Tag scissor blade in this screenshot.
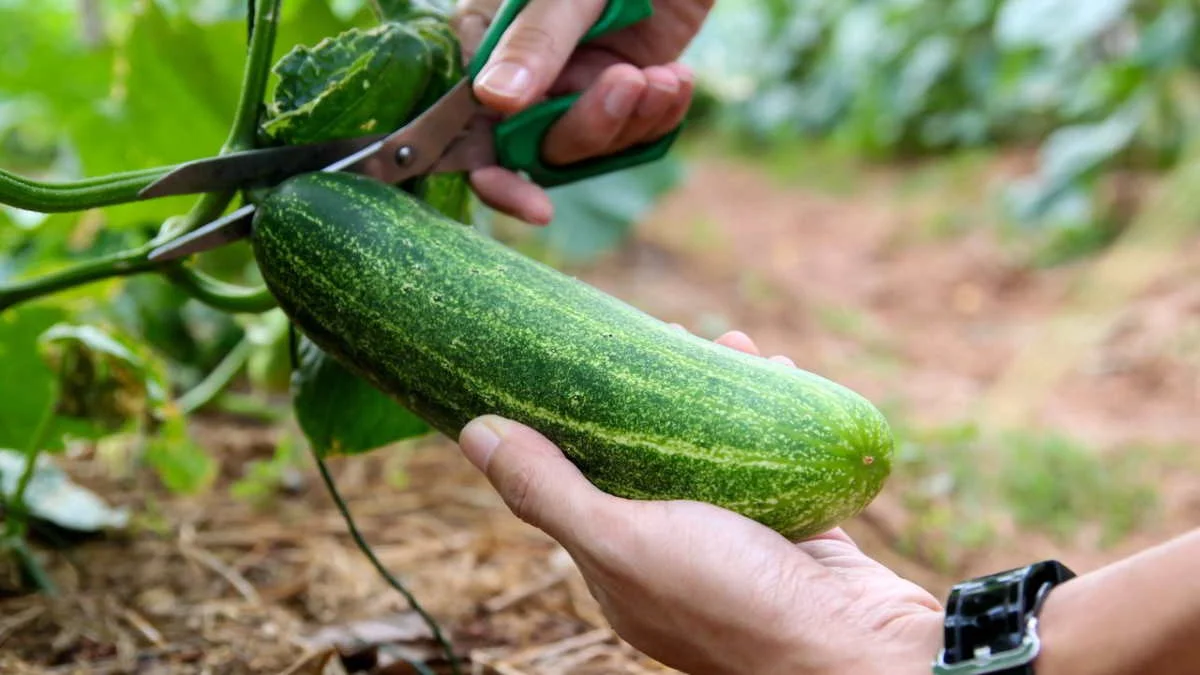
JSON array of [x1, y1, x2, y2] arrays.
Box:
[[147, 204, 256, 262], [144, 79, 492, 261], [137, 135, 386, 199]]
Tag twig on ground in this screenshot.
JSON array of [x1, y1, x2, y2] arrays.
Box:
[[119, 606, 166, 648], [178, 536, 262, 604], [482, 570, 568, 614], [0, 605, 45, 647]]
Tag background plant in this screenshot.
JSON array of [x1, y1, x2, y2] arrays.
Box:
[[683, 0, 1199, 247]]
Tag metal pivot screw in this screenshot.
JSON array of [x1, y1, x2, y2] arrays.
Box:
[[395, 145, 416, 167]]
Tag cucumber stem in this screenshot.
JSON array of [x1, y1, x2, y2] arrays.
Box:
[[0, 248, 274, 315], [150, 0, 281, 246], [226, 0, 280, 155], [164, 265, 277, 314], [0, 245, 159, 313], [0, 166, 169, 213], [177, 336, 256, 414]]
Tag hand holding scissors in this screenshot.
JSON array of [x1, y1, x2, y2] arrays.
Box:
[[139, 0, 689, 262]]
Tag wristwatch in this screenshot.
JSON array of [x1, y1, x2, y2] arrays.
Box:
[[932, 559, 1076, 674]]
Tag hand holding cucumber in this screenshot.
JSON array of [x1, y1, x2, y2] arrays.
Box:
[[451, 0, 713, 224], [457, 329, 945, 675]]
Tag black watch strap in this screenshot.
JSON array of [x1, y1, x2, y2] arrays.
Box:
[[933, 559, 1075, 674]]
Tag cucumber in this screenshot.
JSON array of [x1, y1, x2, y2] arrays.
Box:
[[250, 171, 894, 540]]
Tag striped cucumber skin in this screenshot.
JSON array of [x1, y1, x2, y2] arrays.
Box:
[[251, 172, 894, 539]]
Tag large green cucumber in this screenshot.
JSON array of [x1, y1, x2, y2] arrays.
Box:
[[250, 172, 894, 540]]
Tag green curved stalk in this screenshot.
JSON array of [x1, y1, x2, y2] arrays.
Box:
[[0, 166, 170, 213], [0, 245, 159, 312], [152, 0, 282, 244], [164, 265, 277, 313], [177, 336, 255, 414]]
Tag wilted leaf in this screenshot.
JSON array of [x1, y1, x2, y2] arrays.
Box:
[[36, 323, 161, 437], [0, 448, 130, 532], [292, 336, 430, 458]]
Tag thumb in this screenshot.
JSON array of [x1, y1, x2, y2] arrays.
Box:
[[470, 0, 608, 114], [458, 415, 611, 540]]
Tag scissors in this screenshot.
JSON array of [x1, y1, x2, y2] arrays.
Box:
[[141, 0, 682, 263]]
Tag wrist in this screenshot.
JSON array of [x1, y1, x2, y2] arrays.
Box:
[[1030, 577, 1086, 675], [771, 611, 943, 675]]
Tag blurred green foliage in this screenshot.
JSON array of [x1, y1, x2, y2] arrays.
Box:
[[684, 0, 1199, 233]]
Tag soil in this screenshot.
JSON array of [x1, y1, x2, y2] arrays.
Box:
[[2, 151, 1198, 674]]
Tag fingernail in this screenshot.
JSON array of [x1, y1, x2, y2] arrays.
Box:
[[459, 415, 507, 470], [476, 62, 532, 100], [604, 81, 640, 119]]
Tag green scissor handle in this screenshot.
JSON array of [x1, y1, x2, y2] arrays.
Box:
[[465, 0, 684, 187]]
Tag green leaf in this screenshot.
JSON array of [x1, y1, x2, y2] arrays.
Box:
[[292, 335, 430, 458], [0, 448, 131, 532], [373, 0, 454, 22], [65, 2, 248, 230], [261, 21, 433, 145], [0, 305, 66, 451], [143, 410, 217, 494], [1003, 100, 1144, 226], [241, 308, 294, 392], [538, 158, 685, 264], [995, 0, 1133, 51]]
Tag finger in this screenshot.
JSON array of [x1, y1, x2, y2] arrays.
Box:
[[459, 415, 617, 543], [452, 0, 502, 61], [667, 322, 688, 333], [647, 62, 695, 140], [769, 355, 796, 368], [542, 64, 647, 166], [473, 0, 607, 114], [470, 166, 554, 225], [601, 65, 679, 152], [715, 330, 760, 356], [545, 45, 626, 96]]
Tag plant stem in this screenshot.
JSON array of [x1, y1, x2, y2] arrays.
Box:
[[164, 265, 277, 313], [7, 537, 56, 594], [152, 0, 281, 244], [7, 404, 54, 532], [226, 0, 280, 155], [311, 454, 463, 675], [0, 166, 170, 213], [177, 337, 255, 414], [0, 245, 159, 313], [212, 391, 285, 422], [2, 401, 58, 595]]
